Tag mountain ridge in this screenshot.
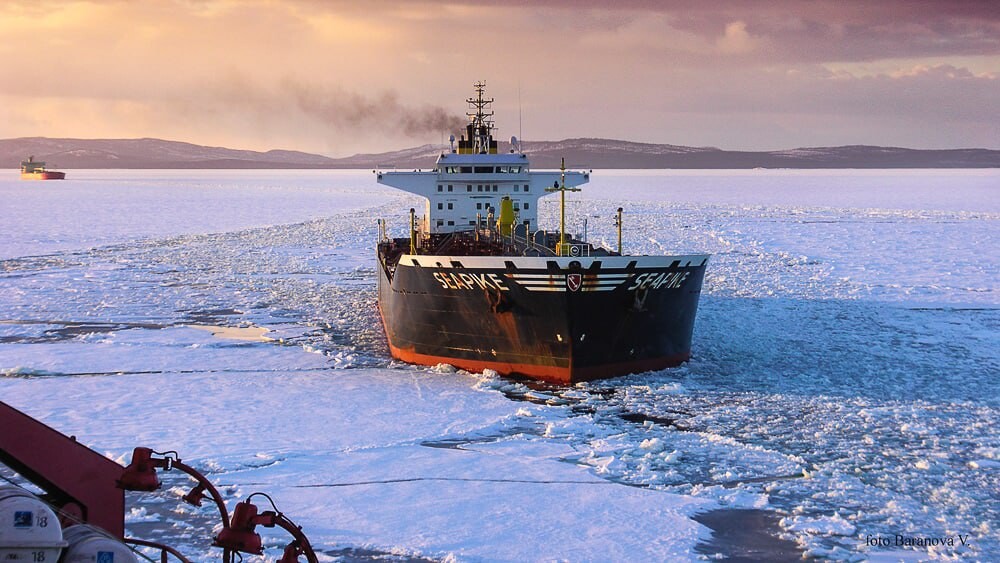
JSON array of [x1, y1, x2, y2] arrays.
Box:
[[3, 136, 997, 169]]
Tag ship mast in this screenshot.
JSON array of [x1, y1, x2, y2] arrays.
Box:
[[545, 157, 581, 255], [466, 81, 495, 154]]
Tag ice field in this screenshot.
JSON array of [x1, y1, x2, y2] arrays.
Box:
[[1, 169, 997, 561]]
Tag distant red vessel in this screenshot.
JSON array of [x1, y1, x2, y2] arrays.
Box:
[[20, 155, 66, 180]]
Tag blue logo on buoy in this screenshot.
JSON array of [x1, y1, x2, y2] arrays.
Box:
[[13, 511, 32, 528]]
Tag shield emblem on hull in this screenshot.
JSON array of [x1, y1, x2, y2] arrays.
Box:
[[566, 273, 582, 292]]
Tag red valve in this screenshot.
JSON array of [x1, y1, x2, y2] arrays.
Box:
[[182, 484, 207, 506], [279, 541, 303, 563], [118, 447, 161, 491], [214, 501, 263, 555]]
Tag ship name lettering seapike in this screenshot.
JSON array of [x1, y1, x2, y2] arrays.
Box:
[[432, 269, 691, 292], [627, 271, 690, 291], [433, 271, 508, 291]]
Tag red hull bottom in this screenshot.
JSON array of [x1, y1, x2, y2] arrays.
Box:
[[387, 341, 690, 385], [21, 171, 66, 180]]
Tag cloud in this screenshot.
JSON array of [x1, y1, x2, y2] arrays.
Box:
[[0, 0, 996, 151], [639, 63, 999, 148], [715, 21, 761, 54], [489, 0, 1000, 63], [887, 63, 994, 80]]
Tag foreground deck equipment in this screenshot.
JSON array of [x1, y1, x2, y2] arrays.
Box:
[[0, 401, 317, 562]]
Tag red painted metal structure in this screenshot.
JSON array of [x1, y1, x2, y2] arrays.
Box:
[[0, 401, 319, 562], [0, 401, 125, 537]]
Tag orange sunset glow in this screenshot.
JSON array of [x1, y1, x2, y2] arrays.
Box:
[[2, 0, 997, 156]]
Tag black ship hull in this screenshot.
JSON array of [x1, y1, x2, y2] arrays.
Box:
[[377, 243, 708, 384]]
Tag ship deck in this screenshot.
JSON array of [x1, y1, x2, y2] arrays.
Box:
[[378, 228, 618, 270]]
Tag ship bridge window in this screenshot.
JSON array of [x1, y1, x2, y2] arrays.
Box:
[[524, 184, 529, 192], [524, 202, 529, 209], [448, 203, 453, 210], [492, 185, 498, 192], [498, 166, 508, 173], [514, 185, 519, 191], [444, 166, 459, 174], [477, 185, 483, 192], [460, 166, 473, 173], [447, 220, 455, 226], [467, 185, 472, 192], [437, 202, 443, 210], [437, 219, 444, 227], [448, 185, 453, 192], [510, 166, 521, 173], [474, 166, 493, 173], [437, 185, 443, 192]]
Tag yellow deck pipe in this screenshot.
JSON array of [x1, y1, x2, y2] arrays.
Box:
[[409, 208, 416, 254]]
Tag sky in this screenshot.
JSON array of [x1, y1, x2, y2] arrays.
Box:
[[1, 0, 998, 156]]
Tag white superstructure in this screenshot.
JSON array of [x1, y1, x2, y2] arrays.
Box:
[[377, 82, 588, 234]]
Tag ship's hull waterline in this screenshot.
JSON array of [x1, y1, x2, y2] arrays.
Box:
[[20, 171, 65, 180], [377, 250, 708, 384]]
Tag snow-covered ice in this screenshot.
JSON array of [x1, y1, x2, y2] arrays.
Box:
[[1, 168, 997, 562]]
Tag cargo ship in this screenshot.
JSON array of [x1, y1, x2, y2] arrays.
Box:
[[375, 82, 708, 384], [20, 156, 66, 180]]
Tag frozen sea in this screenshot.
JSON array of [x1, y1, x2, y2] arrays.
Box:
[[1, 169, 997, 562]]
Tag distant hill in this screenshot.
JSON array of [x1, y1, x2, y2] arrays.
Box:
[[2, 137, 998, 169], [509, 139, 1000, 169], [0, 137, 340, 169]]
